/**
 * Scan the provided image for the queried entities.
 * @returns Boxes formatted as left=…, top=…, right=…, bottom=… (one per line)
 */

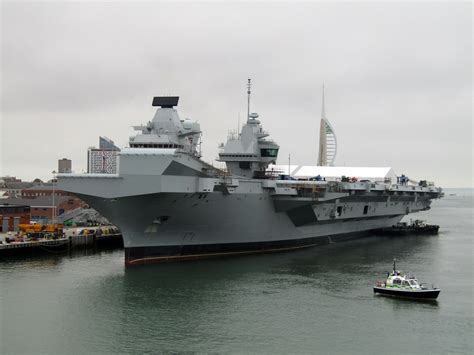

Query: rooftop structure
left=5, top=196, right=69, bottom=208
left=99, top=136, right=120, bottom=150
left=21, top=184, right=72, bottom=199
left=0, top=176, right=21, bottom=186
left=3, top=181, right=36, bottom=198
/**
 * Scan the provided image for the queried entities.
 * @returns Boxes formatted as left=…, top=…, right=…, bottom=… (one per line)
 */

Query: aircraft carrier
left=58, top=83, right=443, bottom=266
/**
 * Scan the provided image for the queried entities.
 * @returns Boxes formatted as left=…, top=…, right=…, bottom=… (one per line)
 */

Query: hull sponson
left=125, top=230, right=371, bottom=266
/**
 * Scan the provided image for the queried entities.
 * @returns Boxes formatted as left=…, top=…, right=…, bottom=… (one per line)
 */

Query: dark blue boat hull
left=374, top=287, right=440, bottom=299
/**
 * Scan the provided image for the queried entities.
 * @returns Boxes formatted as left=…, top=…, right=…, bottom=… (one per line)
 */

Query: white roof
left=269, top=165, right=396, bottom=180
left=267, top=165, right=300, bottom=175
left=120, top=148, right=177, bottom=156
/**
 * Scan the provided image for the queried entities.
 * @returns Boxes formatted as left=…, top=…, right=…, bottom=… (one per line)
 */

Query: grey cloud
left=1, top=1, right=472, bottom=187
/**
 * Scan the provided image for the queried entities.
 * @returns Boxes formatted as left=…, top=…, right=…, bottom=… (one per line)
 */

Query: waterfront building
left=0, top=204, right=30, bottom=232
left=5, top=196, right=83, bottom=223
left=87, top=136, right=120, bottom=174
left=22, top=184, right=67, bottom=198
left=3, top=181, right=35, bottom=198
left=58, top=158, right=72, bottom=173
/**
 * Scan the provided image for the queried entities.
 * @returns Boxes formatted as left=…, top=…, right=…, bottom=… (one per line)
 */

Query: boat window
left=363, top=205, right=369, bottom=214
left=336, top=206, right=343, bottom=216
left=409, top=280, right=417, bottom=285
left=402, top=280, right=410, bottom=286
left=393, top=279, right=401, bottom=285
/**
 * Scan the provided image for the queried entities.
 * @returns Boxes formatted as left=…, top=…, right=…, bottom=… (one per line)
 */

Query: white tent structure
left=268, top=165, right=397, bottom=183
left=269, top=87, right=397, bottom=183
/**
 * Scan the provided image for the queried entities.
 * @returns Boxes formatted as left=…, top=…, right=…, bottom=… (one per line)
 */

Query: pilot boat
left=374, top=260, right=441, bottom=300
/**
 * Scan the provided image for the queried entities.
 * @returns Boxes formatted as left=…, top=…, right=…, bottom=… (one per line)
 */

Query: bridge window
left=260, top=148, right=278, bottom=157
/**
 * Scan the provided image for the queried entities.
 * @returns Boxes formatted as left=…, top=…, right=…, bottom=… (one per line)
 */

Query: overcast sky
left=1, top=1, right=472, bottom=187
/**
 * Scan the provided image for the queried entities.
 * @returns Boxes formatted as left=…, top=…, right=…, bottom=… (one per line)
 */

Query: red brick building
left=2, top=182, right=87, bottom=224
left=0, top=204, right=31, bottom=232
left=5, top=196, right=83, bottom=222
left=21, top=185, right=69, bottom=198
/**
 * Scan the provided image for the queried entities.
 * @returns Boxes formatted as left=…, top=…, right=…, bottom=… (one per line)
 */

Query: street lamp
left=52, top=170, right=56, bottom=224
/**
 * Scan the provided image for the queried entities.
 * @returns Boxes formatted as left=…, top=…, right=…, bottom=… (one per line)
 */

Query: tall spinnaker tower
left=317, top=85, right=337, bottom=166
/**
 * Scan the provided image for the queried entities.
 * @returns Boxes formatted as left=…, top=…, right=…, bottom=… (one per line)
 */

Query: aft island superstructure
left=58, top=85, right=443, bottom=266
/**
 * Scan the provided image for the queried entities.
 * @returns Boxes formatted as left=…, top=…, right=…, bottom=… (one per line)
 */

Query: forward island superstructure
left=59, top=83, right=443, bottom=266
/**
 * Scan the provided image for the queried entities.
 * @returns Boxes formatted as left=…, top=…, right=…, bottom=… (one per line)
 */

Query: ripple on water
left=0, top=193, right=473, bottom=353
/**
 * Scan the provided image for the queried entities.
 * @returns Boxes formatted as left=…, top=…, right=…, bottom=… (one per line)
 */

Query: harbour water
left=1, top=189, right=472, bottom=354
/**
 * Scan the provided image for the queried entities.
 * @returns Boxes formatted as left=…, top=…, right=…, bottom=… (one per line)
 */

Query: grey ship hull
left=59, top=134, right=441, bottom=266
left=58, top=94, right=443, bottom=266
left=73, top=187, right=421, bottom=266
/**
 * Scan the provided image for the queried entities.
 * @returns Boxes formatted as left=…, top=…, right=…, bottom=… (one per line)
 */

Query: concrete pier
left=0, top=227, right=123, bottom=257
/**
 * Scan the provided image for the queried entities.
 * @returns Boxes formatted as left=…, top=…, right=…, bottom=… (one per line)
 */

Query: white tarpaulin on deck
left=268, top=165, right=396, bottom=182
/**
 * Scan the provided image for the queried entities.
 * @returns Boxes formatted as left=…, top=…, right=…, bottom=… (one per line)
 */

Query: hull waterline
left=374, top=287, right=441, bottom=300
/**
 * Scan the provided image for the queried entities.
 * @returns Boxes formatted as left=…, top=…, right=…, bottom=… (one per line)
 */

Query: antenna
left=238, top=112, right=240, bottom=135
left=288, top=154, right=291, bottom=175
left=247, top=78, right=251, bottom=122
